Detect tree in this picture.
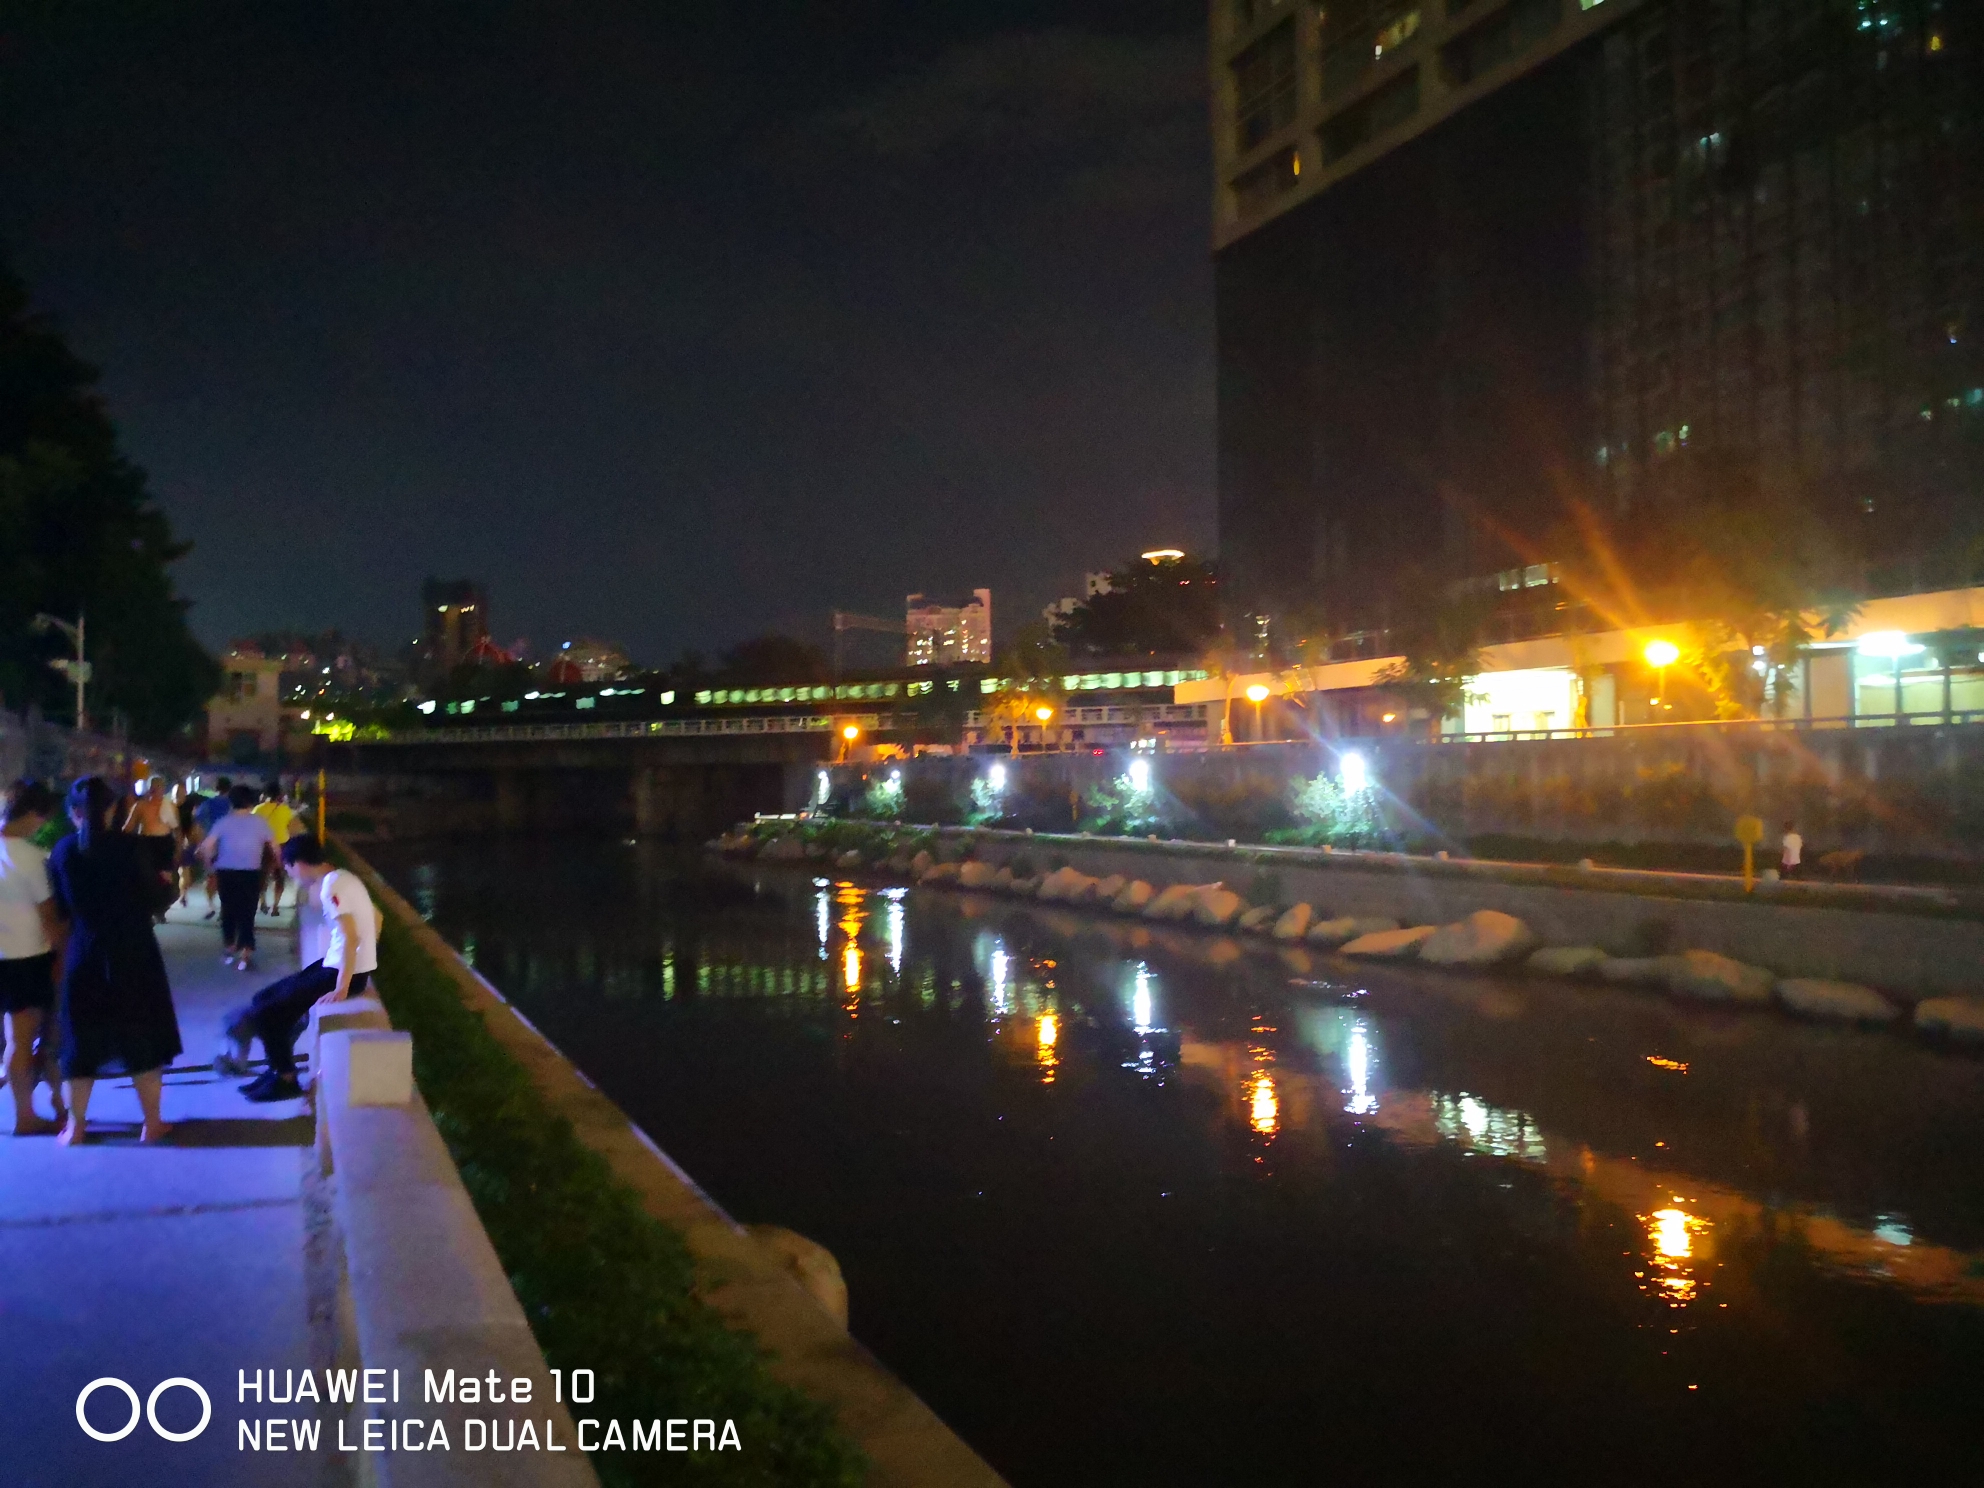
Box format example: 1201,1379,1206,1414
716,633,828,685
0,263,216,738
984,620,1067,745
1373,586,1494,728
1051,554,1223,661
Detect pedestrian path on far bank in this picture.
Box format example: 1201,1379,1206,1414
0,898,338,1488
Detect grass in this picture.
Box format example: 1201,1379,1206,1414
355,857,868,1488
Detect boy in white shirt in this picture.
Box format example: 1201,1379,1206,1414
216,836,379,1102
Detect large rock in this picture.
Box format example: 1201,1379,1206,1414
1144,884,1201,922
1526,946,1608,978
1193,886,1246,928
1237,905,1278,934
1775,978,1900,1025
886,850,916,874
746,1225,848,1329
763,836,809,861
1598,956,1676,987
1037,866,1096,902
1913,997,1984,1041
1271,904,1314,942
991,865,1017,892
1090,874,1128,905
1339,925,1437,959
957,860,999,890
1009,875,1042,898
909,849,935,877
1664,950,1775,1005
1419,910,1537,968
921,861,960,886
1308,915,1396,946
835,849,863,869
1114,880,1156,914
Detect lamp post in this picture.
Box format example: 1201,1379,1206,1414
32,613,90,731
840,722,860,762
1033,704,1054,753
1643,639,1679,717
1245,683,1270,742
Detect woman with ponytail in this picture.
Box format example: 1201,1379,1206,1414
45,776,183,1143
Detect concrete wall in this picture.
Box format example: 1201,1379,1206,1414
829,723,1984,860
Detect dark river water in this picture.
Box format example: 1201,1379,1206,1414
367,836,1984,1487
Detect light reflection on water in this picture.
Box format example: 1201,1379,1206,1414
370,843,1984,1485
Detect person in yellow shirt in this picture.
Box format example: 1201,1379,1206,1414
253,782,301,914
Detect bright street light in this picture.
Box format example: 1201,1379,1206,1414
1034,705,1054,722
1244,684,1270,703
1340,751,1368,793
1643,638,1680,712
841,723,860,741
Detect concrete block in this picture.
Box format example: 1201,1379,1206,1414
345,1030,414,1105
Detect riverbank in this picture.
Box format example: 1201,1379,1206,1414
715,819,1984,1034
337,845,1006,1488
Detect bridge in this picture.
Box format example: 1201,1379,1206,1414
333,713,874,837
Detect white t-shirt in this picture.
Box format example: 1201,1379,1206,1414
206,809,277,870
0,837,53,960
320,869,379,975
1781,831,1803,867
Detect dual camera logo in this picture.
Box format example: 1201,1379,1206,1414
76,1377,212,1443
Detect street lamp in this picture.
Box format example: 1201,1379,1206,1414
1643,638,1680,714
32,613,90,730
1245,682,1269,741
839,722,860,761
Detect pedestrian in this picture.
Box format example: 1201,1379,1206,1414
122,774,180,922
1,781,68,1135
192,776,233,919
198,785,276,971
216,837,377,1103
1779,820,1803,880
46,777,182,1145
252,782,301,914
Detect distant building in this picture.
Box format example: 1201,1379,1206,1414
547,637,631,685
906,590,992,667
206,649,287,763
421,578,490,673
1042,572,1114,626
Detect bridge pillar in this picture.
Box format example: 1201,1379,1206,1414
495,768,526,832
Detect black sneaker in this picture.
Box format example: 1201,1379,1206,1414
241,1073,303,1103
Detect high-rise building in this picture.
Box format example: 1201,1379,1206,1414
1213,0,1983,633
421,578,490,673
905,590,993,666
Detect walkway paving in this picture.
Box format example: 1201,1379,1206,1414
0,894,337,1487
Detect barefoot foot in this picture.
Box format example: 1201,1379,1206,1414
140,1121,175,1143
56,1121,87,1147
12,1117,60,1136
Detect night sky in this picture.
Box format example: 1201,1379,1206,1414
0,1,1212,664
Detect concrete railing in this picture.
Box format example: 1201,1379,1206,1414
309,999,597,1488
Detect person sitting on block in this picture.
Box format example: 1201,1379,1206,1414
216,836,379,1102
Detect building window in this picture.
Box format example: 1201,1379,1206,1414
1233,147,1302,216
1320,67,1420,163
1441,0,1564,88
1322,2,1420,99
1232,20,1298,152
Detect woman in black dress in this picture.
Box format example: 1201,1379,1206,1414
46,777,183,1144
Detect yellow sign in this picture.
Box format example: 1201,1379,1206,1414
1733,814,1765,891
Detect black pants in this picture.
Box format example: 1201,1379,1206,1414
217,869,261,950
225,962,371,1078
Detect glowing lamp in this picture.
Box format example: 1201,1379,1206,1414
1340,750,1369,793
1381,712,1397,724
841,724,860,741
1034,705,1054,723
987,762,1007,792
1244,684,1270,704
1643,639,1681,670
1857,631,1922,659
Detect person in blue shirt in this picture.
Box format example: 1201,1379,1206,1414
190,777,233,920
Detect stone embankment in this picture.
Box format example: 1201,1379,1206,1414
716,822,1984,1047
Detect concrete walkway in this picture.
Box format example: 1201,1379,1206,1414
0,894,337,1487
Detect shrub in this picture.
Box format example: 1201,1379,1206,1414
1286,771,1381,847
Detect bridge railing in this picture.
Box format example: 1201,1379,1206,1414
361,713,898,746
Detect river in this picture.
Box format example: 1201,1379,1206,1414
365,835,1984,1486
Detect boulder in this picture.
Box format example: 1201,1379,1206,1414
762,836,808,861
1113,880,1156,914
992,865,1017,892
1193,886,1246,929
1912,997,1984,1041
1237,905,1279,934
1775,978,1899,1025
957,861,999,890
886,851,916,874
1091,874,1128,905
1418,910,1537,968
1664,950,1775,1005
910,849,935,877
1526,946,1608,978
746,1225,848,1329
835,849,863,869
1597,956,1675,987
1009,875,1042,898
921,861,960,886
1144,884,1200,922
1034,865,1086,901
1339,925,1437,959
1308,915,1396,946
1270,904,1314,942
